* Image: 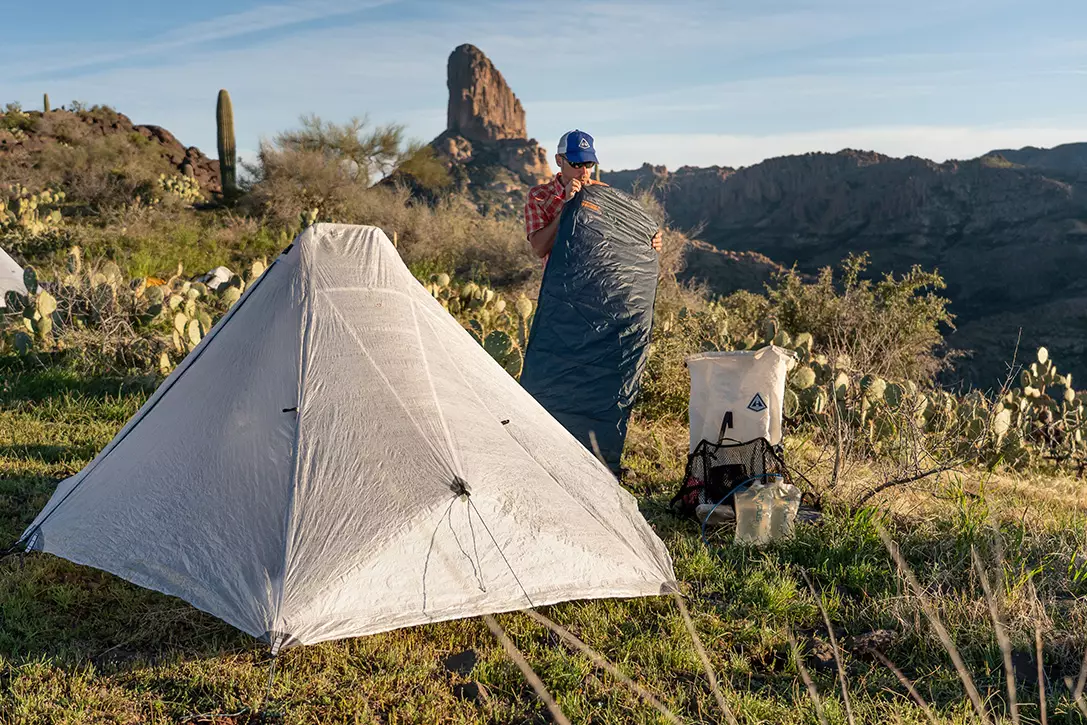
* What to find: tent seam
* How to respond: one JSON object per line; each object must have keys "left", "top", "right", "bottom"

{"left": 408, "top": 296, "right": 465, "bottom": 480}
{"left": 318, "top": 295, "right": 459, "bottom": 481}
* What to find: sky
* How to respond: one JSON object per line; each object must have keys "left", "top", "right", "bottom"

{"left": 3, "top": 0, "right": 1085, "bottom": 173}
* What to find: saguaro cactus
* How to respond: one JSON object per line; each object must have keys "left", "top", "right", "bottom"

{"left": 216, "top": 89, "right": 237, "bottom": 199}
{"left": 43, "top": 93, "right": 50, "bottom": 113}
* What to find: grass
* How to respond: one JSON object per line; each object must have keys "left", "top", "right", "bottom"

{"left": 3, "top": 368, "right": 1087, "bottom": 724}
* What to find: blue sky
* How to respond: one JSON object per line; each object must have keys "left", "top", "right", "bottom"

{"left": 3, "top": 0, "right": 1085, "bottom": 172}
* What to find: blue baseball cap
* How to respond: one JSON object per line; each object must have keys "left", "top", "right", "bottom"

{"left": 557, "top": 129, "right": 598, "bottom": 164}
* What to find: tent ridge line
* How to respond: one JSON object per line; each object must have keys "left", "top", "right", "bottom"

{"left": 269, "top": 232, "right": 316, "bottom": 640}
{"left": 15, "top": 249, "right": 289, "bottom": 549}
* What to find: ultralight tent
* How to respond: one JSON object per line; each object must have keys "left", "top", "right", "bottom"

{"left": 0, "top": 245, "right": 27, "bottom": 307}
{"left": 17, "top": 224, "right": 677, "bottom": 652}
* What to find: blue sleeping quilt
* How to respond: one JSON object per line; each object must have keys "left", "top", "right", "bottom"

{"left": 519, "top": 183, "right": 660, "bottom": 475}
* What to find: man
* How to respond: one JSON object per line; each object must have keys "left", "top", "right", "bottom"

{"left": 524, "top": 129, "right": 663, "bottom": 263}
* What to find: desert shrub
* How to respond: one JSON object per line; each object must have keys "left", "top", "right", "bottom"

{"left": 67, "top": 209, "right": 284, "bottom": 279}
{"left": 1, "top": 246, "right": 270, "bottom": 378}
{"left": 768, "top": 252, "right": 955, "bottom": 386}
{"left": 270, "top": 114, "right": 447, "bottom": 189}
{"left": 244, "top": 152, "right": 536, "bottom": 288}
{"left": 35, "top": 132, "right": 175, "bottom": 215}
{"left": 355, "top": 185, "right": 537, "bottom": 287}
{"left": 0, "top": 105, "right": 38, "bottom": 135}
{"left": 241, "top": 144, "right": 371, "bottom": 228}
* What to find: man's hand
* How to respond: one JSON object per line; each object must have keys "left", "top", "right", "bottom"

{"left": 563, "top": 177, "right": 583, "bottom": 202}
{"left": 652, "top": 229, "right": 663, "bottom": 253}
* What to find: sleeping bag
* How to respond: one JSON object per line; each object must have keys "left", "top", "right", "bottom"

{"left": 519, "top": 183, "right": 660, "bottom": 475}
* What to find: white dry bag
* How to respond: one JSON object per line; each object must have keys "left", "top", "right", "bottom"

{"left": 686, "top": 345, "right": 795, "bottom": 453}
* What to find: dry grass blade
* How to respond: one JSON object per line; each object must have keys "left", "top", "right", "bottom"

{"left": 787, "top": 625, "right": 829, "bottom": 725}
{"left": 671, "top": 591, "right": 739, "bottom": 725}
{"left": 867, "top": 648, "right": 938, "bottom": 724}
{"left": 876, "top": 524, "right": 992, "bottom": 725}
{"left": 970, "top": 545, "right": 1019, "bottom": 724}
{"left": 525, "top": 610, "right": 683, "bottom": 725}
{"left": 1075, "top": 644, "right": 1087, "bottom": 702}
{"left": 483, "top": 613, "right": 572, "bottom": 725}
{"left": 1064, "top": 677, "right": 1087, "bottom": 718}
{"left": 1035, "top": 624, "right": 1047, "bottom": 725}
{"left": 801, "top": 569, "right": 856, "bottom": 725}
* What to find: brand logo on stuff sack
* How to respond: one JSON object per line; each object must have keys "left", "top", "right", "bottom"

{"left": 747, "top": 393, "right": 767, "bottom": 412}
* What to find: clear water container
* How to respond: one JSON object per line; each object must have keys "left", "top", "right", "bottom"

{"left": 734, "top": 475, "right": 800, "bottom": 545}
{"left": 768, "top": 477, "right": 802, "bottom": 540}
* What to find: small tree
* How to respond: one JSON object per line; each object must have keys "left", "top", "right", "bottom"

{"left": 242, "top": 114, "right": 449, "bottom": 226}
{"left": 270, "top": 114, "right": 448, "bottom": 189}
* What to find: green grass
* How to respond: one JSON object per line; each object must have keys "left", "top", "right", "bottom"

{"left": 2, "top": 369, "right": 1087, "bottom": 724}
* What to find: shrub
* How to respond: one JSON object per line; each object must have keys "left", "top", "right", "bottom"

{"left": 241, "top": 144, "right": 371, "bottom": 228}
{"left": 242, "top": 114, "right": 449, "bottom": 226}
{"left": 767, "top": 252, "right": 955, "bottom": 386}
{"left": 35, "top": 132, "right": 176, "bottom": 215}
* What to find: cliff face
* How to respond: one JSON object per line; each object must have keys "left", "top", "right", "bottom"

{"left": 426, "top": 45, "right": 551, "bottom": 216}
{"left": 604, "top": 149, "right": 1087, "bottom": 389}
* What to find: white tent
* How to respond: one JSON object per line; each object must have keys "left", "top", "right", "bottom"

{"left": 20, "top": 224, "right": 676, "bottom": 652}
{"left": 0, "top": 245, "right": 27, "bottom": 307}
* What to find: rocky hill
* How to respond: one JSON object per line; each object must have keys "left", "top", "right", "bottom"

{"left": 0, "top": 104, "right": 221, "bottom": 195}
{"left": 987, "top": 142, "right": 1087, "bottom": 176}
{"left": 602, "top": 150, "right": 1087, "bottom": 389}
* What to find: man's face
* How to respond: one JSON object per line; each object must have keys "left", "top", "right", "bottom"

{"left": 557, "top": 154, "right": 595, "bottom": 183}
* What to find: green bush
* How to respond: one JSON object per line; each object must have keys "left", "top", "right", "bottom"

{"left": 767, "top": 252, "right": 954, "bottom": 386}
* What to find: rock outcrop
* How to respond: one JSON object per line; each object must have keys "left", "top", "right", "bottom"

{"left": 446, "top": 44, "right": 527, "bottom": 142}
{"left": 603, "top": 148, "right": 1087, "bottom": 389}
{"left": 424, "top": 44, "right": 552, "bottom": 215}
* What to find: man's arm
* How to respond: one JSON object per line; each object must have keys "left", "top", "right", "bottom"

{"left": 527, "top": 214, "right": 561, "bottom": 258}
{"left": 525, "top": 178, "right": 581, "bottom": 258}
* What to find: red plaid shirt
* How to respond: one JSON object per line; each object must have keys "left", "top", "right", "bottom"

{"left": 524, "top": 174, "right": 606, "bottom": 264}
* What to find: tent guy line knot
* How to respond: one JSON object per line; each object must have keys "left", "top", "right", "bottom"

{"left": 449, "top": 476, "right": 470, "bottom": 497}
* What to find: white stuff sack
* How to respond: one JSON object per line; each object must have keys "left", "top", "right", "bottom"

{"left": 686, "top": 345, "right": 795, "bottom": 453}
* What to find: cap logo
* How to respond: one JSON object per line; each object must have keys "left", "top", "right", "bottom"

{"left": 579, "top": 137, "right": 591, "bottom": 149}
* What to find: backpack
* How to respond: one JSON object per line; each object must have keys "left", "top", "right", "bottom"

{"left": 669, "top": 437, "right": 791, "bottom": 518}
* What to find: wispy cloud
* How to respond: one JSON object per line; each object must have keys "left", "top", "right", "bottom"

{"left": 4, "top": 0, "right": 1083, "bottom": 170}
{"left": 7, "top": 0, "right": 400, "bottom": 80}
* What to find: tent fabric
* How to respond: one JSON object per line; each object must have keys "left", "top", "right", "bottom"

{"left": 0, "top": 246, "right": 26, "bottom": 307}
{"left": 20, "top": 224, "right": 676, "bottom": 650}
{"left": 686, "top": 347, "right": 795, "bottom": 453}
{"left": 519, "top": 184, "right": 660, "bottom": 474}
